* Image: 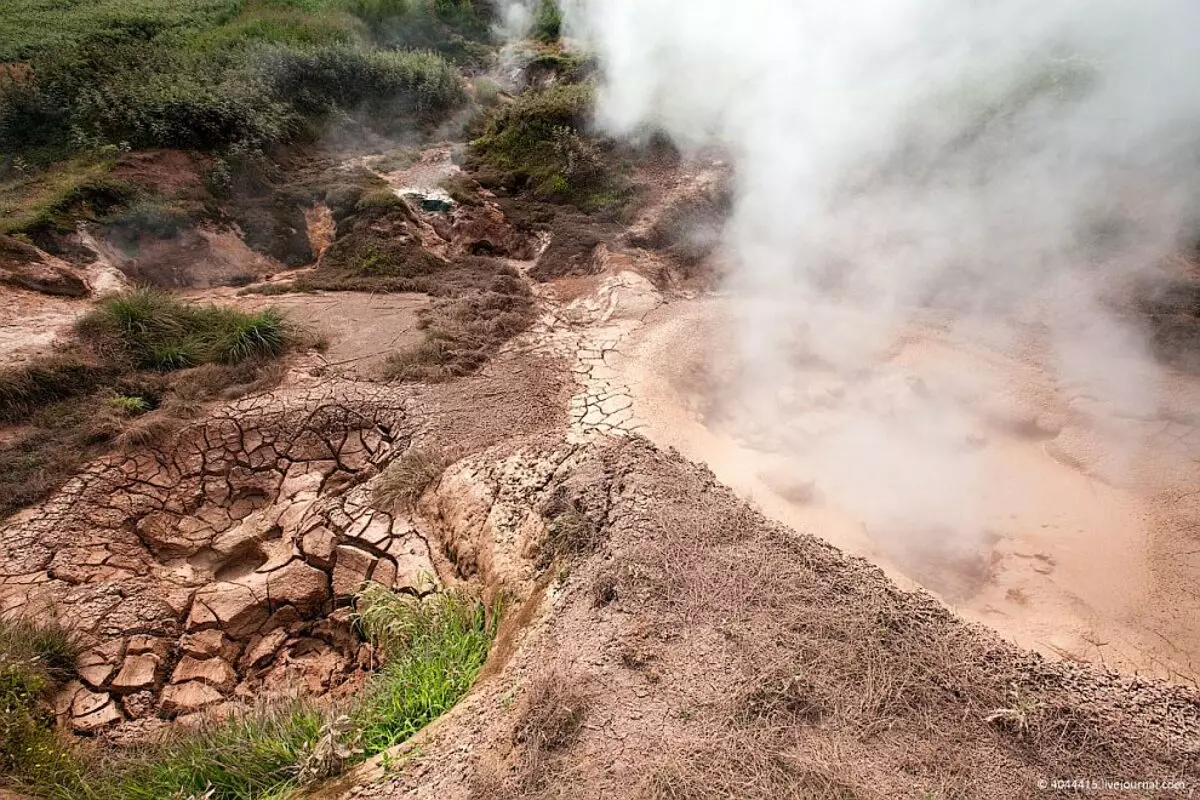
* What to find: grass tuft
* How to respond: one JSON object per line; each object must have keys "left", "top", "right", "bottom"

{"left": 372, "top": 445, "right": 457, "bottom": 512}
{"left": 352, "top": 584, "right": 497, "bottom": 755}
{"left": 77, "top": 290, "right": 287, "bottom": 371}
{"left": 0, "top": 617, "right": 81, "bottom": 790}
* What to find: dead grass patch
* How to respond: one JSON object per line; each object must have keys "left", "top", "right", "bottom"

{"left": 512, "top": 671, "right": 589, "bottom": 791}
{"left": 372, "top": 445, "right": 458, "bottom": 512}
{"left": 383, "top": 266, "right": 535, "bottom": 383}
{"left": 573, "top": 443, "right": 1192, "bottom": 797}
{"left": 0, "top": 351, "right": 289, "bottom": 520}
{"left": 643, "top": 734, "right": 870, "bottom": 800}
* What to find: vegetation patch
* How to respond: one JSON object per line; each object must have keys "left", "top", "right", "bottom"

{"left": 382, "top": 266, "right": 535, "bottom": 382}
{"left": 0, "top": 0, "right": 474, "bottom": 168}
{"left": 511, "top": 670, "right": 589, "bottom": 791}
{"left": 0, "top": 589, "right": 496, "bottom": 799}
{"left": 77, "top": 289, "right": 286, "bottom": 371}
{"left": 0, "top": 617, "right": 80, "bottom": 792}
{"left": 373, "top": 445, "right": 458, "bottom": 512}
{"left": 352, "top": 584, "right": 497, "bottom": 754}
{"left": 469, "top": 82, "right": 630, "bottom": 212}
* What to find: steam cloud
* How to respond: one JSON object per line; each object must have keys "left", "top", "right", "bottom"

{"left": 560, "top": 0, "right": 1200, "bottom": 571}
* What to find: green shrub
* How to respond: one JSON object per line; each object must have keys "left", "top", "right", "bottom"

{"left": 0, "top": 0, "right": 471, "bottom": 161}
{"left": 254, "top": 44, "right": 465, "bottom": 128}
{"left": 355, "top": 188, "right": 405, "bottom": 212}
{"left": 103, "top": 198, "right": 193, "bottom": 239}
{"left": 77, "top": 290, "right": 288, "bottom": 371}
{"left": 8, "top": 176, "right": 141, "bottom": 237}
{"left": 470, "top": 83, "right": 620, "bottom": 205}
{"left": 106, "top": 392, "right": 152, "bottom": 415}
{"left": 532, "top": 0, "right": 562, "bottom": 43}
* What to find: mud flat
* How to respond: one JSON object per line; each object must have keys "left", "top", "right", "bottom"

{"left": 615, "top": 295, "right": 1200, "bottom": 683}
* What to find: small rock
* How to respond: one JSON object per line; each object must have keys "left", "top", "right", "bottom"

{"left": 259, "top": 605, "right": 305, "bottom": 636}
{"left": 161, "top": 682, "right": 224, "bottom": 716}
{"left": 300, "top": 525, "right": 338, "bottom": 568}
{"left": 180, "top": 629, "right": 239, "bottom": 662}
{"left": 76, "top": 651, "right": 115, "bottom": 689}
{"left": 71, "top": 687, "right": 112, "bottom": 718}
{"left": 122, "top": 691, "right": 157, "bottom": 720}
{"left": 171, "top": 656, "right": 237, "bottom": 692}
{"left": 126, "top": 635, "right": 170, "bottom": 658}
{"left": 110, "top": 653, "right": 160, "bottom": 693}
{"left": 371, "top": 558, "right": 398, "bottom": 589}
{"left": 265, "top": 560, "right": 329, "bottom": 615}
{"left": 187, "top": 582, "right": 268, "bottom": 639}
{"left": 332, "top": 545, "right": 377, "bottom": 599}
{"left": 240, "top": 629, "right": 289, "bottom": 670}
{"left": 72, "top": 699, "right": 123, "bottom": 733}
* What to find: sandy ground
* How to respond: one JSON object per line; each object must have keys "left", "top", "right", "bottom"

{"left": 614, "top": 295, "right": 1200, "bottom": 683}
{"left": 186, "top": 286, "right": 429, "bottom": 379}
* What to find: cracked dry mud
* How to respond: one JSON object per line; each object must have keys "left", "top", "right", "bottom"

{"left": 3, "top": 383, "right": 420, "bottom": 730}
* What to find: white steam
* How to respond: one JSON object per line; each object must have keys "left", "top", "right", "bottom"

{"left": 562, "top": 0, "right": 1200, "bottom": 572}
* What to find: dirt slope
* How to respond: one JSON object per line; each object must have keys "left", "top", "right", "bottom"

{"left": 336, "top": 436, "right": 1198, "bottom": 800}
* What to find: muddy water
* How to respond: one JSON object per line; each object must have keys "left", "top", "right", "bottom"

{"left": 616, "top": 296, "right": 1200, "bottom": 682}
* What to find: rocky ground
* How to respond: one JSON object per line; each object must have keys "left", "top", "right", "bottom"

{"left": 1, "top": 139, "right": 1198, "bottom": 799}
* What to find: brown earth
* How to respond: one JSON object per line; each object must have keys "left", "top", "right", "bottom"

{"left": 331, "top": 437, "right": 1200, "bottom": 800}
{"left": 2, "top": 138, "right": 1199, "bottom": 800}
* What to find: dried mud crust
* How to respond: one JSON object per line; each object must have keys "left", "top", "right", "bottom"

{"left": 346, "top": 438, "right": 1200, "bottom": 800}
{"left": 0, "top": 348, "right": 569, "bottom": 737}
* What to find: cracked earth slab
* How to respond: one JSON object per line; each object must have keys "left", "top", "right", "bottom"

{"left": 0, "top": 344, "right": 569, "bottom": 735}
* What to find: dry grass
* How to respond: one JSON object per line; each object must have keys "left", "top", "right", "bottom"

{"left": 512, "top": 671, "right": 590, "bottom": 792}
{"left": 372, "top": 445, "right": 458, "bottom": 512}
{"left": 561, "top": 443, "right": 1195, "bottom": 798}
{"left": 383, "top": 271, "right": 535, "bottom": 383}
{"left": 0, "top": 346, "right": 290, "bottom": 520}
{"left": 538, "top": 493, "right": 601, "bottom": 570}
{"left": 644, "top": 734, "right": 869, "bottom": 800}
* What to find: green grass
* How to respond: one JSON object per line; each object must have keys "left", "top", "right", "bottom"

{"left": 352, "top": 584, "right": 497, "bottom": 755}
{"left": 0, "top": 0, "right": 474, "bottom": 165}
{"left": 77, "top": 290, "right": 286, "bottom": 371}
{"left": 0, "top": 588, "right": 498, "bottom": 800}
{"left": 0, "top": 617, "right": 81, "bottom": 791}
{"left": 469, "top": 81, "right": 631, "bottom": 210}
{"left": 106, "top": 392, "right": 152, "bottom": 415}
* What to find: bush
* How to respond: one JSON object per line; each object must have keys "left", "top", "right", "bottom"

{"left": 470, "top": 83, "right": 625, "bottom": 208}
{"left": 0, "top": 1, "right": 471, "bottom": 161}
{"left": 532, "top": 0, "right": 562, "bottom": 43}
{"left": 253, "top": 44, "right": 466, "bottom": 130}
